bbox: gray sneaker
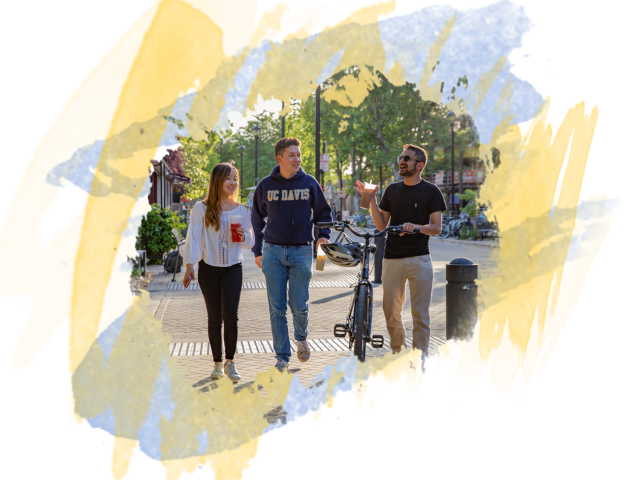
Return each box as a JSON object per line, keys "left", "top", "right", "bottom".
{"left": 274, "top": 359, "right": 289, "bottom": 372}
{"left": 210, "top": 362, "right": 224, "bottom": 379}
{"left": 296, "top": 340, "right": 311, "bottom": 362}
{"left": 224, "top": 361, "right": 241, "bottom": 382}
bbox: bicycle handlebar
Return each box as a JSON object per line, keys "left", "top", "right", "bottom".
{"left": 316, "top": 222, "right": 421, "bottom": 238}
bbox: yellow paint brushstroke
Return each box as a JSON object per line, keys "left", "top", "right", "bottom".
{"left": 417, "top": 14, "right": 457, "bottom": 102}
{"left": 160, "top": 437, "right": 261, "bottom": 480}
{"left": 281, "top": 6, "right": 331, "bottom": 42}
{"left": 7, "top": 0, "right": 610, "bottom": 477}
{"left": 105, "top": 148, "right": 161, "bottom": 179}
{"left": 472, "top": 56, "right": 507, "bottom": 116}
{"left": 112, "top": 437, "right": 137, "bottom": 479}
{"left": 333, "top": 0, "right": 396, "bottom": 28}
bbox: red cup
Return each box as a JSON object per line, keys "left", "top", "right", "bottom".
{"left": 230, "top": 215, "right": 242, "bottom": 242}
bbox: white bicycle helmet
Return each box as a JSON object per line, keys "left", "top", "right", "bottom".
{"left": 320, "top": 242, "right": 362, "bottom": 267}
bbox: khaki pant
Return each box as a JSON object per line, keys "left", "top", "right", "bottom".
{"left": 381, "top": 254, "right": 433, "bottom": 354}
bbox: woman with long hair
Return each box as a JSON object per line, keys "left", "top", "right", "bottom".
{"left": 183, "top": 163, "right": 254, "bottom": 382}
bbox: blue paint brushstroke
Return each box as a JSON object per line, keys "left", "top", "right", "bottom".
{"left": 98, "top": 307, "right": 129, "bottom": 365}
{"left": 604, "top": 197, "right": 622, "bottom": 213}
{"left": 86, "top": 407, "right": 116, "bottom": 437}
{"left": 407, "top": 50, "right": 428, "bottom": 88}
{"left": 564, "top": 218, "right": 589, "bottom": 267}
{"left": 316, "top": 47, "right": 347, "bottom": 84}
{"left": 122, "top": 214, "right": 144, "bottom": 238}
{"left": 136, "top": 177, "right": 151, "bottom": 202}
{"left": 118, "top": 262, "right": 133, "bottom": 273}
{"left": 304, "top": 32, "right": 320, "bottom": 46}
{"left": 378, "top": 1, "right": 544, "bottom": 143}
{"left": 218, "top": 41, "right": 271, "bottom": 128}
{"left": 264, "top": 354, "right": 357, "bottom": 433}
{"left": 46, "top": 139, "right": 104, "bottom": 193}
{"left": 138, "top": 359, "right": 176, "bottom": 460}
{"left": 160, "top": 92, "right": 196, "bottom": 148}
{"left": 198, "top": 429, "right": 209, "bottom": 455}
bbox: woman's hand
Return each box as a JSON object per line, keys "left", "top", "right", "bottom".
{"left": 183, "top": 264, "right": 194, "bottom": 288}
{"left": 236, "top": 227, "right": 245, "bottom": 242}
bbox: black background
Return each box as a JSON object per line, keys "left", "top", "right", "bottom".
{"left": 0, "top": 0, "right": 616, "bottom": 478}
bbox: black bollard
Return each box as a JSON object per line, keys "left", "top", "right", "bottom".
{"left": 373, "top": 229, "right": 386, "bottom": 284}
{"left": 446, "top": 257, "right": 478, "bottom": 340}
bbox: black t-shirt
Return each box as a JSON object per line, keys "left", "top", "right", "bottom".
{"left": 378, "top": 179, "right": 447, "bottom": 259}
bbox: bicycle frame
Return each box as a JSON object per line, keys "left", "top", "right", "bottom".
{"left": 318, "top": 221, "right": 419, "bottom": 354}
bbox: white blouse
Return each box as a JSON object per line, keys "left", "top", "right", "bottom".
{"left": 183, "top": 202, "right": 255, "bottom": 267}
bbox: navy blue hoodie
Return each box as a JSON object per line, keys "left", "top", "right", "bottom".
{"left": 251, "top": 165, "right": 332, "bottom": 257}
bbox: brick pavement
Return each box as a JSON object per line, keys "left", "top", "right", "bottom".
{"left": 143, "top": 238, "right": 495, "bottom": 399}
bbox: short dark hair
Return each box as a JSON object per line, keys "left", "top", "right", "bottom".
{"left": 275, "top": 137, "right": 302, "bottom": 158}
{"left": 403, "top": 144, "right": 427, "bottom": 165}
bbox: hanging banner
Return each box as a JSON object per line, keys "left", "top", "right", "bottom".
{"left": 320, "top": 153, "right": 330, "bottom": 172}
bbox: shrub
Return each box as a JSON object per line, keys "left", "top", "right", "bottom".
{"left": 135, "top": 204, "right": 187, "bottom": 264}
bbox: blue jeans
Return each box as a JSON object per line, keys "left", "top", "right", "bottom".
{"left": 262, "top": 243, "right": 313, "bottom": 362}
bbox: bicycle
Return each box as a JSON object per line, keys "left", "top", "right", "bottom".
{"left": 436, "top": 216, "right": 451, "bottom": 239}
{"left": 316, "top": 221, "right": 420, "bottom": 362}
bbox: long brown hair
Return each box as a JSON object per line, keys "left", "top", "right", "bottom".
{"left": 203, "top": 163, "right": 239, "bottom": 231}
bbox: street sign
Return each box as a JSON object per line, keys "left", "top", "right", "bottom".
{"left": 320, "top": 153, "right": 330, "bottom": 172}
{"left": 337, "top": 189, "right": 346, "bottom": 198}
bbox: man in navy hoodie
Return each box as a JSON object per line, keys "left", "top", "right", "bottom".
{"left": 251, "top": 137, "right": 333, "bottom": 372}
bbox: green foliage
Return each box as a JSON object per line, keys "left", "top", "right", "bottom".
{"left": 135, "top": 204, "right": 186, "bottom": 264}
{"left": 458, "top": 225, "right": 477, "bottom": 240}
{"left": 178, "top": 136, "right": 212, "bottom": 200}
{"left": 283, "top": 65, "right": 480, "bottom": 192}
{"left": 459, "top": 189, "right": 478, "bottom": 216}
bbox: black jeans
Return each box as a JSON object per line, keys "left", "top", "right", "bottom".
{"left": 198, "top": 261, "right": 242, "bottom": 362}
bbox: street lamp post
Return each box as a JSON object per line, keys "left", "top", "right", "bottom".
{"left": 238, "top": 145, "right": 245, "bottom": 201}
{"left": 253, "top": 125, "right": 260, "bottom": 186}
{"left": 447, "top": 111, "right": 456, "bottom": 214}
{"left": 281, "top": 100, "right": 285, "bottom": 138}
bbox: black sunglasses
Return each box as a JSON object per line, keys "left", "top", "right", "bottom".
{"left": 397, "top": 155, "right": 415, "bottom": 163}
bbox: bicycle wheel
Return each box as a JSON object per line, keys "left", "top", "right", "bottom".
{"left": 353, "top": 285, "right": 369, "bottom": 362}
{"left": 436, "top": 223, "right": 450, "bottom": 239}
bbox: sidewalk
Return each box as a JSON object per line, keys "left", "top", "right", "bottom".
{"left": 139, "top": 233, "right": 497, "bottom": 405}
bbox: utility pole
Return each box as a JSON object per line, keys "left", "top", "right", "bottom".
{"left": 281, "top": 100, "right": 285, "bottom": 138}
{"left": 447, "top": 111, "right": 456, "bottom": 214}
{"left": 321, "top": 141, "right": 326, "bottom": 187}
{"left": 315, "top": 86, "right": 321, "bottom": 180}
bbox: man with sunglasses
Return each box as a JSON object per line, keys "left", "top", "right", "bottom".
{"left": 356, "top": 144, "right": 446, "bottom": 358}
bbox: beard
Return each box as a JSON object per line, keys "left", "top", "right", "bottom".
{"left": 398, "top": 166, "right": 417, "bottom": 177}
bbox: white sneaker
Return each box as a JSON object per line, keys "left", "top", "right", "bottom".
{"left": 211, "top": 362, "right": 224, "bottom": 379}
{"left": 224, "top": 361, "right": 241, "bottom": 382}
{"left": 274, "top": 359, "right": 289, "bottom": 373}
{"left": 296, "top": 340, "right": 311, "bottom": 362}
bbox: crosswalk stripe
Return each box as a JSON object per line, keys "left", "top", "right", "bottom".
{"left": 167, "top": 280, "right": 351, "bottom": 291}
{"left": 166, "top": 336, "right": 446, "bottom": 356}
